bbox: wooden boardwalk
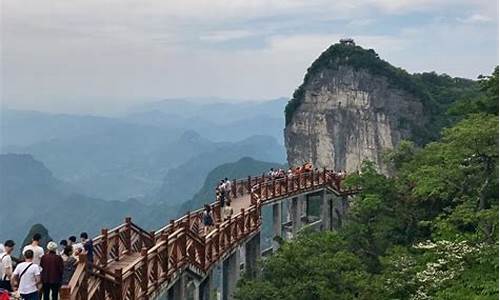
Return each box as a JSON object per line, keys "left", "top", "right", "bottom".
{"left": 61, "top": 169, "right": 357, "bottom": 300}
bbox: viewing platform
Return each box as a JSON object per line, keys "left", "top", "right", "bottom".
{"left": 61, "top": 168, "right": 359, "bottom": 300}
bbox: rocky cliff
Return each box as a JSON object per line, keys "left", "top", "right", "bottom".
{"left": 284, "top": 41, "right": 476, "bottom": 173}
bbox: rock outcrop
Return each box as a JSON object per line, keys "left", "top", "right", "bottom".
{"left": 284, "top": 41, "right": 428, "bottom": 174}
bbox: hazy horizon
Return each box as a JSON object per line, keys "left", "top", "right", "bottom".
{"left": 1, "top": 0, "right": 498, "bottom": 115}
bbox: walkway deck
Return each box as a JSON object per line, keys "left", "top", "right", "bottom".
{"left": 61, "top": 169, "right": 357, "bottom": 300}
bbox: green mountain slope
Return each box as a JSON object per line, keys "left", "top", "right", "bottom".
{"left": 0, "top": 153, "right": 177, "bottom": 243}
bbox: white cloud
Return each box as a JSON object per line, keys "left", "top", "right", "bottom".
{"left": 199, "top": 30, "right": 256, "bottom": 42}
{"left": 1, "top": 0, "right": 498, "bottom": 114}
{"left": 458, "top": 14, "right": 493, "bottom": 24}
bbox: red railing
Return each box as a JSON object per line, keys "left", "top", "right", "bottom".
{"left": 61, "top": 168, "right": 356, "bottom": 300}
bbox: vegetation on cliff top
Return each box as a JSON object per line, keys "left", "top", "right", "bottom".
{"left": 284, "top": 41, "right": 480, "bottom": 144}
{"left": 239, "top": 67, "right": 498, "bottom": 300}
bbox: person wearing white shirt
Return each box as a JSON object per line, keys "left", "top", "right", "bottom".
{"left": 0, "top": 240, "right": 15, "bottom": 291}
{"left": 22, "top": 233, "right": 44, "bottom": 266}
{"left": 12, "top": 249, "right": 41, "bottom": 300}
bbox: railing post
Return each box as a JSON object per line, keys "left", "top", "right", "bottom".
{"left": 214, "top": 224, "right": 220, "bottom": 258}
{"left": 311, "top": 169, "right": 315, "bottom": 187}
{"left": 285, "top": 175, "right": 288, "bottom": 194}
{"left": 60, "top": 286, "right": 70, "bottom": 300}
{"left": 150, "top": 231, "right": 156, "bottom": 244}
{"left": 278, "top": 178, "right": 282, "bottom": 196}
{"left": 162, "top": 232, "right": 169, "bottom": 276}
{"left": 140, "top": 248, "right": 149, "bottom": 298}
{"left": 125, "top": 217, "right": 132, "bottom": 254}
{"left": 240, "top": 208, "right": 246, "bottom": 235}
{"left": 114, "top": 268, "right": 123, "bottom": 300}
{"left": 180, "top": 227, "right": 187, "bottom": 266}
{"left": 247, "top": 176, "right": 251, "bottom": 193}
{"left": 232, "top": 178, "right": 237, "bottom": 198}
{"left": 78, "top": 254, "right": 88, "bottom": 299}
{"left": 323, "top": 168, "right": 327, "bottom": 185}
{"left": 100, "top": 228, "right": 108, "bottom": 267}
{"left": 272, "top": 179, "right": 276, "bottom": 197}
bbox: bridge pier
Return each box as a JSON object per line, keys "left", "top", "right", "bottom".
{"left": 199, "top": 269, "right": 213, "bottom": 300}
{"left": 321, "top": 190, "right": 332, "bottom": 231}
{"left": 222, "top": 249, "right": 240, "bottom": 300}
{"left": 291, "top": 195, "right": 306, "bottom": 236}
{"left": 168, "top": 272, "right": 188, "bottom": 300}
{"left": 272, "top": 202, "right": 282, "bottom": 251}
{"left": 245, "top": 232, "right": 261, "bottom": 278}
{"left": 331, "top": 195, "right": 349, "bottom": 230}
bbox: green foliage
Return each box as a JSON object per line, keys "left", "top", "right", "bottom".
{"left": 236, "top": 232, "right": 376, "bottom": 300}
{"left": 242, "top": 67, "right": 498, "bottom": 299}
{"left": 449, "top": 66, "right": 499, "bottom": 117}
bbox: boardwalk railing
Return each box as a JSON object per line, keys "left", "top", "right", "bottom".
{"left": 61, "top": 168, "right": 358, "bottom": 300}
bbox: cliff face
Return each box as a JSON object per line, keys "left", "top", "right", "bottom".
{"left": 284, "top": 44, "right": 427, "bottom": 174}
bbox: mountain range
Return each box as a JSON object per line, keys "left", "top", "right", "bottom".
{"left": 1, "top": 98, "right": 287, "bottom": 202}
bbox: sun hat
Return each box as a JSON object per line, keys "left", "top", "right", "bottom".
{"left": 47, "top": 241, "right": 58, "bottom": 251}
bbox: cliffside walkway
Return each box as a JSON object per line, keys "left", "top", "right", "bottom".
{"left": 61, "top": 169, "right": 358, "bottom": 300}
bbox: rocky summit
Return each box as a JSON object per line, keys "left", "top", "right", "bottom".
{"left": 284, "top": 40, "right": 476, "bottom": 174}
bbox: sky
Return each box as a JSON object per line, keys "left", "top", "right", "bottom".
{"left": 1, "top": 0, "right": 498, "bottom": 115}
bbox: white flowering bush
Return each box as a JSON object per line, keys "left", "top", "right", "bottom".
{"left": 410, "top": 240, "right": 483, "bottom": 300}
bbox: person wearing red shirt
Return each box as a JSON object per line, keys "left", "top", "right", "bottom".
{"left": 40, "top": 242, "right": 63, "bottom": 300}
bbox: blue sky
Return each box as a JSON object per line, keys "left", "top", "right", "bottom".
{"left": 1, "top": 0, "right": 498, "bottom": 114}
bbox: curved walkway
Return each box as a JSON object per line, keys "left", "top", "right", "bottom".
{"left": 61, "top": 169, "right": 357, "bottom": 300}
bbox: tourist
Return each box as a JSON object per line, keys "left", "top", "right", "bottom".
{"left": 79, "top": 233, "right": 94, "bottom": 266}
{"left": 61, "top": 247, "right": 76, "bottom": 286}
{"left": 202, "top": 205, "right": 214, "bottom": 235}
{"left": 11, "top": 249, "right": 41, "bottom": 300}
{"left": 68, "top": 236, "right": 83, "bottom": 254}
{"left": 218, "top": 187, "right": 225, "bottom": 208}
{"left": 0, "top": 240, "right": 15, "bottom": 291}
{"left": 58, "top": 240, "right": 67, "bottom": 256}
{"left": 223, "top": 200, "right": 233, "bottom": 221}
{"left": 224, "top": 178, "right": 232, "bottom": 200}
{"left": 22, "top": 234, "right": 44, "bottom": 266}
{"left": 40, "top": 242, "right": 63, "bottom": 300}
{"left": 67, "top": 236, "right": 75, "bottom": 248}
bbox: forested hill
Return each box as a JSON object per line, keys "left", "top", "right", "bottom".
{"left": 237, "top": 67, "right": 498, "bottom": 299}
{"left": 0, "top": 153, "right": 176, "bottom": 243}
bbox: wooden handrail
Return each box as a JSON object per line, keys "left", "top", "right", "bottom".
{"left": 62, "top": 167, "right": 358, "bottom": 300}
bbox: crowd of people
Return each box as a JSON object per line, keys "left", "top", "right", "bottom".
{"left": 202, "top": 178, "right": 235, "bottom": 234}
{"left": 201, "top": 165, "right": 348, "bottom": 236}
{"left": 0, "top": 232, "right": 94, "bottom": 300}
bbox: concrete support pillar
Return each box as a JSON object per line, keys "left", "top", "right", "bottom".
{"left": 302, "top": 195, "right": 309, "bottom": 221}
{"left": 331, "top": 196, "right": 343, "bottom": 230}
{"left": 169, "top": 273, "right": 188, "bottom": 300}
{"left": 245, "top": 232, "right": 261, "bottom": 278}
{"left": 272, "top": 203, "right": 282, "bottom": 251}
{"left": 291, "top": 195, "right": 307, "bottom": 235}
{"left": 199, "top": 270, "right": 213, "bottom": 300}
{"left": 222, "top": 250, "right": 240, "bottom": 300}
{"left": 190, "top": 281, "right": 201, "bottom": 300}
{"left": 291, "top": 197, "right": 300, "bottom": 235}
{"left": 321, "top": 190, "right": 332, "bottom": 231}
